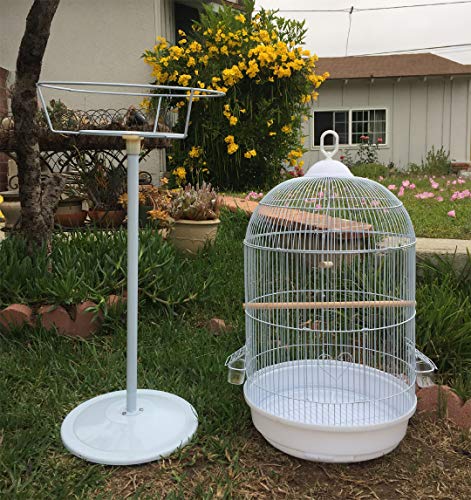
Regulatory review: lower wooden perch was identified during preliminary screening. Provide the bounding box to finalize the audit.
[244,300,415,310]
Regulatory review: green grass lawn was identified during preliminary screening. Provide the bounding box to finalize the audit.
[377,174,471,239]
[1,211,471,498]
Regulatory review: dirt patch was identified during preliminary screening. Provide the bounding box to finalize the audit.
[101,415,471,499]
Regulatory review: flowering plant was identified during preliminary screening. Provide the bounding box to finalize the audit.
[143,0,328,190]
[356,135,381,164]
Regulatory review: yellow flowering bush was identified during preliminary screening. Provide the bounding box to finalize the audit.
[143,0,328,190]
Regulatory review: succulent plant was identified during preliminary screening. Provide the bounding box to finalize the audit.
[170,183,221,221]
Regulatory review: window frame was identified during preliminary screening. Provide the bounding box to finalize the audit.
[310,106,389,150]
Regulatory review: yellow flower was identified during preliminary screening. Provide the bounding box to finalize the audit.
[178,74,191,86]
[281,125,292,134]
[189,146,202,158]
[235,13,246,23]
[155,36,168,49]
[229,116,238,126]
[220,45,229,56]
[240,108,246,113]
[246,59,259,78]
[160,177,169,185]
[118,193,128,207]
[224,135,235,144]
[222,65,244,86]
[169,46,184,59]
[173,167,186,180]
[227,142,239,155]
[178,38,187,45]
[288,149,303,159]
[269,131,276,137]
[244,149,257,158]
[187,56,196,67]
[266,119,273,127]
[189,41,202,52]
[178,29,186,38]
[148,209,169,221]
[140,98,150,110]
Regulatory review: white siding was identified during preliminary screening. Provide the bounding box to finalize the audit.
[0,0,179,182]
[305,75,471,170]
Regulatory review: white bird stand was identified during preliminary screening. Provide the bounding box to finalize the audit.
[60,136,197,465]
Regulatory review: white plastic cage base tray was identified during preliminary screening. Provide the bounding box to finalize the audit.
[61,389,198,465]
[244,360,416,463]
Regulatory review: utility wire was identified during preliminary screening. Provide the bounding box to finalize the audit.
[276,1,471,13]
[350,42,471,56]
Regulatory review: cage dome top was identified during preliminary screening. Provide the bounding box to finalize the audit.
[247,130,415,248]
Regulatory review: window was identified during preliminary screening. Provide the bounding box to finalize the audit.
[312,108,387,147]
[174,3,200,41]
[313,111,348,146]
[351,109,386,144]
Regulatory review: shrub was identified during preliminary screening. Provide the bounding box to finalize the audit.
[142,0,328,191]
[356,135,381,164]
[350,163,389,179]
[407,146,451,175]
[416,255,471,399]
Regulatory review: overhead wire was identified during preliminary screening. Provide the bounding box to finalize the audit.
[275,1,471,13]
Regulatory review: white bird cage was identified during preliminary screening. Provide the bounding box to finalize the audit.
[227,131,436,463]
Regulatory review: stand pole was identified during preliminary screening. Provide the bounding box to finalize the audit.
[125,136,141,414]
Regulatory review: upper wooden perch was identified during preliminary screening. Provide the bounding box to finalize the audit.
[221,197,373,237]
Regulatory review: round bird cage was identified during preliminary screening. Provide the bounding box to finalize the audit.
[227,131,436,463]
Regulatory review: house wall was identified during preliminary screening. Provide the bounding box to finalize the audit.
[0,0,177,182]
[304,76,471,170]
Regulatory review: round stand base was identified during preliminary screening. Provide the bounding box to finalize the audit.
[61,389,198,465]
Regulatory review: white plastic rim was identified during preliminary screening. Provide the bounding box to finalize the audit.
[243,360,416,462]
[61,389,198,465]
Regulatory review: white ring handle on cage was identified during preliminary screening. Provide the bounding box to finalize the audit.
[320,130,340,159]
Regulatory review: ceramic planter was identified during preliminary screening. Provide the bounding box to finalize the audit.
[0,190,21,229]
[88,209,126,228]
[55,199,87,228]
[169,218,220,255]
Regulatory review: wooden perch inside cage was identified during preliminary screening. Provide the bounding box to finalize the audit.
[243,300,415,310]
[257,205,373,236]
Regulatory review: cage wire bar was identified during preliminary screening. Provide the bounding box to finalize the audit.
[227,131,436,463]
[37,82,223,465]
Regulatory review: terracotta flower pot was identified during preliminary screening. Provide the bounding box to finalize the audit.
[169,218,220,255]
[88,209,126,228]
[0,190,21,229]
[55,199,87,227]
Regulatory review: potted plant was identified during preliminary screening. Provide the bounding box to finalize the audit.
[54,195,87,228]
[167,183,221,254]
[72,153,127,228]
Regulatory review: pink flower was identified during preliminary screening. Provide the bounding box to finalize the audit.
[409,183,416,189]
[458,178,466,184]
[371,200,380,207]
[398,186,405,197]
[402,180,410,187]
[315,203,322,209]
[387,184,397,191]
[452,180,457,185]
[431,182,439,189]
[447,180,451,185]
[379,176,384,181]
[436,196,444,202]
[415,192,435,199]
[377,137,383,143]
[447,210,456,218]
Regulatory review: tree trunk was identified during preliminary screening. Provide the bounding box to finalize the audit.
[11,0,63,250]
